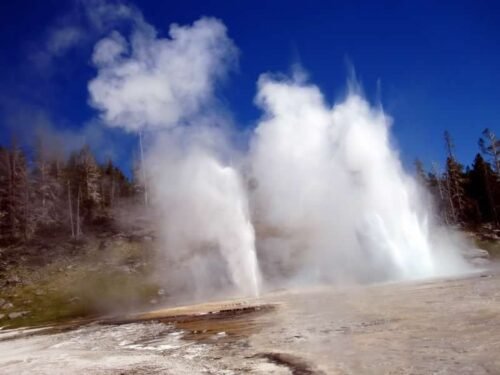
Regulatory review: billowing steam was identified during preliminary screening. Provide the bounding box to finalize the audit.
[89,17,260,298]
[251,75,466,285]
[89,17,237,130]
[145,127,260,298]
[89,13,467,299]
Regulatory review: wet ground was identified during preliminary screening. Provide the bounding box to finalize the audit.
[1,266,500,374]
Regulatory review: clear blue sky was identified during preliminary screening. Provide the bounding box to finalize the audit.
[0,0,499,174]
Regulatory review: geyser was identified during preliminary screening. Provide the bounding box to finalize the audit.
[87,10,467,300]
[88,16,261,298]
[146,130,260,298]
[250,76,462,284]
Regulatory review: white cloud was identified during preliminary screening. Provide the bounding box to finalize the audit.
[88,17,237,132]
[46,26,85,56]
[92,31,128,66]
[30,0,149,70]
[83,0,147,32]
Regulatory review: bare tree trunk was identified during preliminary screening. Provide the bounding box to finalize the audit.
[139,131,149,207]
[76,185,81,238]
[41,162,46,209]
[432,162,449,225]
[24,178,29,240]
[110,175,115,207]
[482,161,499,226]
[9,151,15,237]
[487,132,499,175]
[68,181,74,238]
[445,176,457,224]
[100,179,104,208]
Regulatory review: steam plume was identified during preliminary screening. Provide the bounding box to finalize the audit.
[89,15,260,298]
[251,75,467,285]
[89,17,237,131]
[88,11,467,300]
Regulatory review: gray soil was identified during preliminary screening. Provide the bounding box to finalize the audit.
[1,265,500,374]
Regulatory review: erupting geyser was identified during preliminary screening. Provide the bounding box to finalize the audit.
[146,133,261,297]
[88,14,467,300]
[251,77,447,283]
[88,16,262,298]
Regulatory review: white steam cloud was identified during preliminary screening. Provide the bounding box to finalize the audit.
[88,9,468,300]
[251,76,466,285]
[89,17,237,131]
[89,14,260,298]
[146,128,260,299]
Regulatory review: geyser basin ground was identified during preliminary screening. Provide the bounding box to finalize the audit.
[1,267,500,374]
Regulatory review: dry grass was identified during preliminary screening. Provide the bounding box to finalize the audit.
[0,237,161,329]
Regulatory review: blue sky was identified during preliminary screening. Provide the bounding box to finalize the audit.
[0,0,499,175]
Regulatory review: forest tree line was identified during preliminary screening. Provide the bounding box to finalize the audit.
[0,127,498,245]
[0,140,138,244]
[416,128,499,229]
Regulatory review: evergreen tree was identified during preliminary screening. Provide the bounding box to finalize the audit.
[479,128,500,176]
[77,145,102,222]
[0,143,32,241]
[414,158,428,186]
[445,156,466,224]
[467,153,498,225]
[31,138,65,231]
[442,131,466,224]
[428,163,450,224]
[0,137,137,243]
[100,159,133,208]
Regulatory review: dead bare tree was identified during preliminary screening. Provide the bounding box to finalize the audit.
[67,180,75,239]
[479,128,500,176]
[444,131,465,225]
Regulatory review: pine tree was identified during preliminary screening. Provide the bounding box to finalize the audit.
[0,146,9,241]
[414,158,428,186]
[467,153,498,225]
[76,145,102,222]
[0,143,32,241]
[0,138,138,243]
[443,131,466,225]
[100,159,133,206]
[100,159,116,209]
[31,138,64,231]
[428,162,450,224]
[479,128,500,176]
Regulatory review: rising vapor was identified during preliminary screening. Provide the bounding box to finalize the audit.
[88,9,468,300]
[89,16,260,298]
[251,75,467,285]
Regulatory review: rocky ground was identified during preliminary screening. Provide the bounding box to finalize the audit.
[0,225,497,330]
[0,230,164,328]
[1,264,500,374]
[0,228,499,374]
